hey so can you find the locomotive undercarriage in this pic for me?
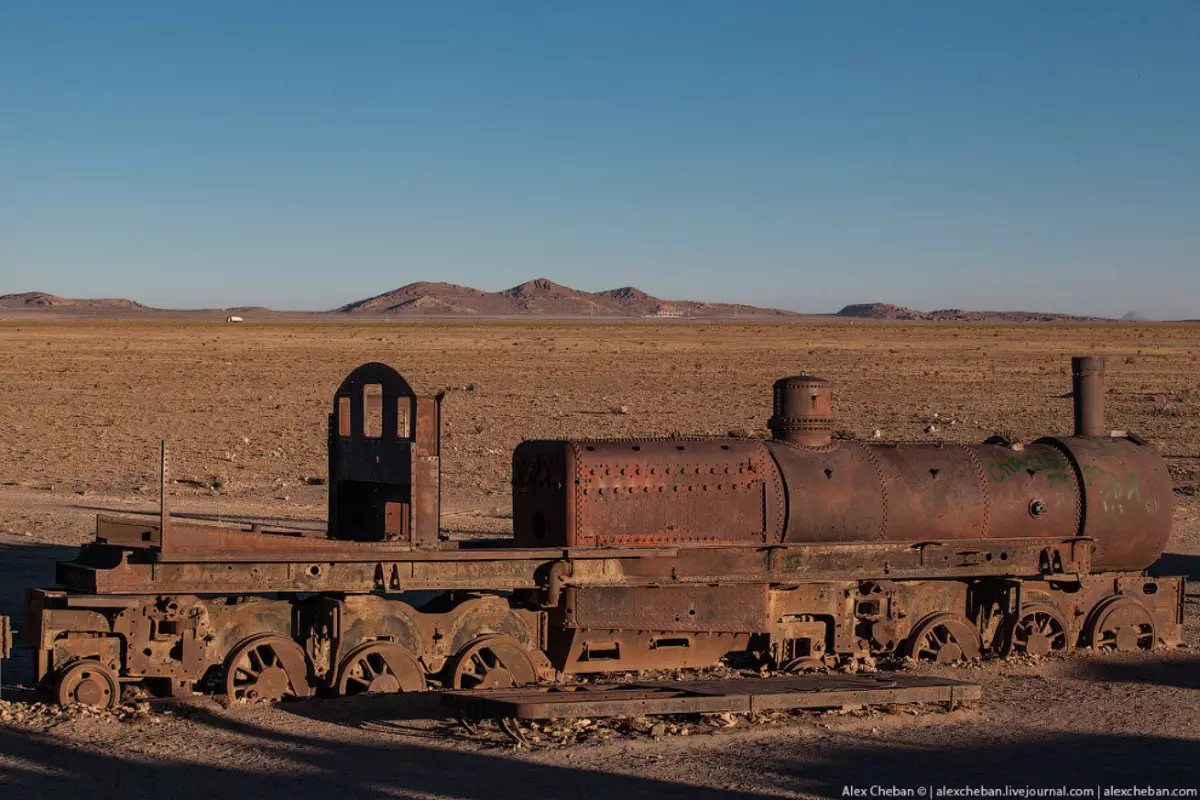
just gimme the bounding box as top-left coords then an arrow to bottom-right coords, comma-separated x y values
26,526 -> 1184,708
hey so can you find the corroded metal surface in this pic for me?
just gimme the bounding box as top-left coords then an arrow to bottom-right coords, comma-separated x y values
513,438 -> 786,547
1073,355 -> 1106,438
514,357 -> 1168,571
768,375 -> 834,447
16,355 -> 1186,708
1037,435 -> 1173,571
328,362 -> 443,546
444,673 -> 982,721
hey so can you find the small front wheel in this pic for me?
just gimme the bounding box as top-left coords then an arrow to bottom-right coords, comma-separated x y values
54,660 -> 121,710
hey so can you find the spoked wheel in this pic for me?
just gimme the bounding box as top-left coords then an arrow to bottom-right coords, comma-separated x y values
224,635 -> 312,703
336,643 -> 426,696
1000,603 -> 1071,657
54,660 -> 120,709
907,613 -> 982,664
1086,597 -> 1156,652
448,635 -> 537,690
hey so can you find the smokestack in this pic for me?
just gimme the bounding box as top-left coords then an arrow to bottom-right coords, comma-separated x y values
1071,356 -> 1105,437
769,376 -> 833,447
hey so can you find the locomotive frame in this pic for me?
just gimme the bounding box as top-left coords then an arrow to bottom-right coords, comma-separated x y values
19,357 -> 1184,708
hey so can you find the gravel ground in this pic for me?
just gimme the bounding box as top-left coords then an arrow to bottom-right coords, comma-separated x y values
1,320 -> 1197,798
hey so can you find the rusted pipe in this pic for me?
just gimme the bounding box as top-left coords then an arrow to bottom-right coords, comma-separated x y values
769,376 -> 833,447
1071,356 -> 1105,437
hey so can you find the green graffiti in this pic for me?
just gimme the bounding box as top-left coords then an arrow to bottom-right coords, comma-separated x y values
1081,465 -> 1142,512
987,450 -> 1070,484
1046,471 -> 1072,486
1124,472 -> 1141,501
1082,464 -> 1121,495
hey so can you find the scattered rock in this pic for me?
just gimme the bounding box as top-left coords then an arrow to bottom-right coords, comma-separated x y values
0,698 -> 158,729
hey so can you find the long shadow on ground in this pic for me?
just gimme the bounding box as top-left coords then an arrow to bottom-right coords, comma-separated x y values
0,706 -> 768,800
755,730 -> 1200,796
2,706 -> 1198,800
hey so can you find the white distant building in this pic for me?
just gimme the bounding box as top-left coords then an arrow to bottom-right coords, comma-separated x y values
226,315 -> 245,323
648,307 -> 685,318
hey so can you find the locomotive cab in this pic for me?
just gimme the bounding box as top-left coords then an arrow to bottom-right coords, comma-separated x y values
328,362 -> 444,547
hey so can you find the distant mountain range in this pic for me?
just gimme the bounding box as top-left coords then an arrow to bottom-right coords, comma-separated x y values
1,281 -> 796,318
336,278 -> 794,317
836,302 -> 1120,323
0,287 -> 1184,322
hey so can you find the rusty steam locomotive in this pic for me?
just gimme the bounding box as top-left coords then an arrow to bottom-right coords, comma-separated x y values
21,356 -> 1181,709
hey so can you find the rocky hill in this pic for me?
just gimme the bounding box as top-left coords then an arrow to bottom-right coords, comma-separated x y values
836,303 -> 1108,323
836,303 -> 931,321
337,278 -> 796,318
0,291 -> 149,310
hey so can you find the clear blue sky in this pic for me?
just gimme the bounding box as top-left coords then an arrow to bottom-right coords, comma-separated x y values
2,2 -> 1198,317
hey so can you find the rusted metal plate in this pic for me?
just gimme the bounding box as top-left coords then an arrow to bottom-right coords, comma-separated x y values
769,376 -> 834,447
974,443 -> 1080,541
1072,356 -> 1106,437
58,533 -> 1094,596
96,516 -> 161,547
327,363 -> 446,545
443,673 -> 980,720
770,441 -> 1081,546
547,628 -> 751,674
411,455 -> 440,547
513,438 -> 785,547
563,585 -> 769,632
1039,436 -> 1173,572
0,616 -> 12,660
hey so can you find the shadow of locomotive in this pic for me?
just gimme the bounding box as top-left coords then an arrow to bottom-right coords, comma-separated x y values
2,706 -> 1199,799
1069,655 -> 1200,691
277,691 -> 453,730
756,730 -> 1200,795
1150,552 -> 1200,583
0,542 -> 82,688
0,706 -> 768,800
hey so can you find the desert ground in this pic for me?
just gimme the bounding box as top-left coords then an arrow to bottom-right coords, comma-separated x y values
0,319 -> 1197,799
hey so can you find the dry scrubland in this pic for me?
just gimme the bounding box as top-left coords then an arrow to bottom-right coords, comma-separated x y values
0,319 -> 1198,799
1,320 -> 1198,512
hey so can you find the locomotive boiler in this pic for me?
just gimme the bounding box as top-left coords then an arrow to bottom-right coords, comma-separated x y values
513,357 -> 1171,572
18,356 -> 1183,709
